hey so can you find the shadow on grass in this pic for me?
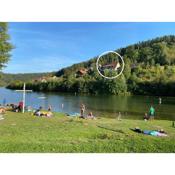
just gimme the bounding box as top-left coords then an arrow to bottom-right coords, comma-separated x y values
97,125 -> 125,134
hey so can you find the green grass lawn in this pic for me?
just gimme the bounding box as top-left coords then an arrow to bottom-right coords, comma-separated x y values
0,111 -> 174,153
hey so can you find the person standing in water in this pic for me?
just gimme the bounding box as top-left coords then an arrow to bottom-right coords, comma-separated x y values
80,103 -> 86,118
61,103 -> 64,109
149,106 -> 155,120
159,97 -> 162,105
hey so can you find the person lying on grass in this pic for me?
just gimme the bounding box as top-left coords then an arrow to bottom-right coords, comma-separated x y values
86,112 -> 96,120
0,107 -> 6,114
45,111 -> 53,118
130,127 -> 167,137
33,108 -> 53,118
0,107 -> 5,120
33,109 -> 41,116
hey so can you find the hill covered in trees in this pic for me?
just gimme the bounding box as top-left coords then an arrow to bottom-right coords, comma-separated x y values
7,35 -> 175,96
0,72 -> 54,86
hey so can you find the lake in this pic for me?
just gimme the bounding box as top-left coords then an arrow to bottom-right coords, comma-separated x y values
0,87 -> 175,120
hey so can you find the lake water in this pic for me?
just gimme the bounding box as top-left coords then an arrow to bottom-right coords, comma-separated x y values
0,87 -> 175,120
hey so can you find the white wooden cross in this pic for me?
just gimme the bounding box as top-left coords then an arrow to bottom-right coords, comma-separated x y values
15,83 -> 32,113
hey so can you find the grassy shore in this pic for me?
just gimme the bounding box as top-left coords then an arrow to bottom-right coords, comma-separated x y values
0,111 -> 174,153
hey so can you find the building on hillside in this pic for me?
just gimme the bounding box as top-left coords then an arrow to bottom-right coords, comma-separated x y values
52,76 -> 58,80
100,62 -> 121,71
47,76 -> 59,81
76,68 -> 88,77
33,75 -> 59,83
33,76 -> 48,83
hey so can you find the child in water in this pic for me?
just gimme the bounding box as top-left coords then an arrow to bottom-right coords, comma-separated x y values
61,103 -> 64,109
159,97 -> 162,104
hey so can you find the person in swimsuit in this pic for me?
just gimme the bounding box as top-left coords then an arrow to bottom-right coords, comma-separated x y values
80,103 -> 86,118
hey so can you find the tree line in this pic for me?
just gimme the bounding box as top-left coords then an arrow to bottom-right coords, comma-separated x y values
6,34 -> 175,96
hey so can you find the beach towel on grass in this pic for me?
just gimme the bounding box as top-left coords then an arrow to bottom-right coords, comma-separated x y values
0,115 -> 4,120
66,113 -> 80,117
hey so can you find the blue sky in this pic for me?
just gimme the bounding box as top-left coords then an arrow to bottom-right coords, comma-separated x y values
4,22 -> 175,73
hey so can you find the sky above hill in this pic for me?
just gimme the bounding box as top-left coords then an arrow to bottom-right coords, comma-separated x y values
4,22 -> 175,73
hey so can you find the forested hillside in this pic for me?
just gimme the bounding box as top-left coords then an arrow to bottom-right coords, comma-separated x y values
7,35 -> 175,96
0,72 -> 54,86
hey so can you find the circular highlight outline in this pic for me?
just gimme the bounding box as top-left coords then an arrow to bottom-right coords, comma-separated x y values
96,51 -> 125,79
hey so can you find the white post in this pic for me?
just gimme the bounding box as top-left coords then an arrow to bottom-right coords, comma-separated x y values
22,83 -> 26,113
15,84 -> 32,114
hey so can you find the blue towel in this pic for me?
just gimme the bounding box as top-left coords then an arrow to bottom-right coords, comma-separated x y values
67,113 -> 80,117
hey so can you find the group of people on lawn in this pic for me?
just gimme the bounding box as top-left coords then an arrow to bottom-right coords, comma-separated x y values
0,99 -> 155,121
0,102 -> 54,118
0,101 -> 95,119
79,103 -> 96,119
1,101 -> 24,112
117,106 -> 155,121
33,103 -> 96,119
80,104 -> 155,120
33,105 -> 53,118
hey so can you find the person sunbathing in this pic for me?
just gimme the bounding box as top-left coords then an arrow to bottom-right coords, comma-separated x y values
80,103 -> 86,118
0,107 -> 6,114
0,108 -> 5,121
87,112 -> 96,119
46,111 -> 53,118
34,109 -> 41,116
130,127 -> 167,137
